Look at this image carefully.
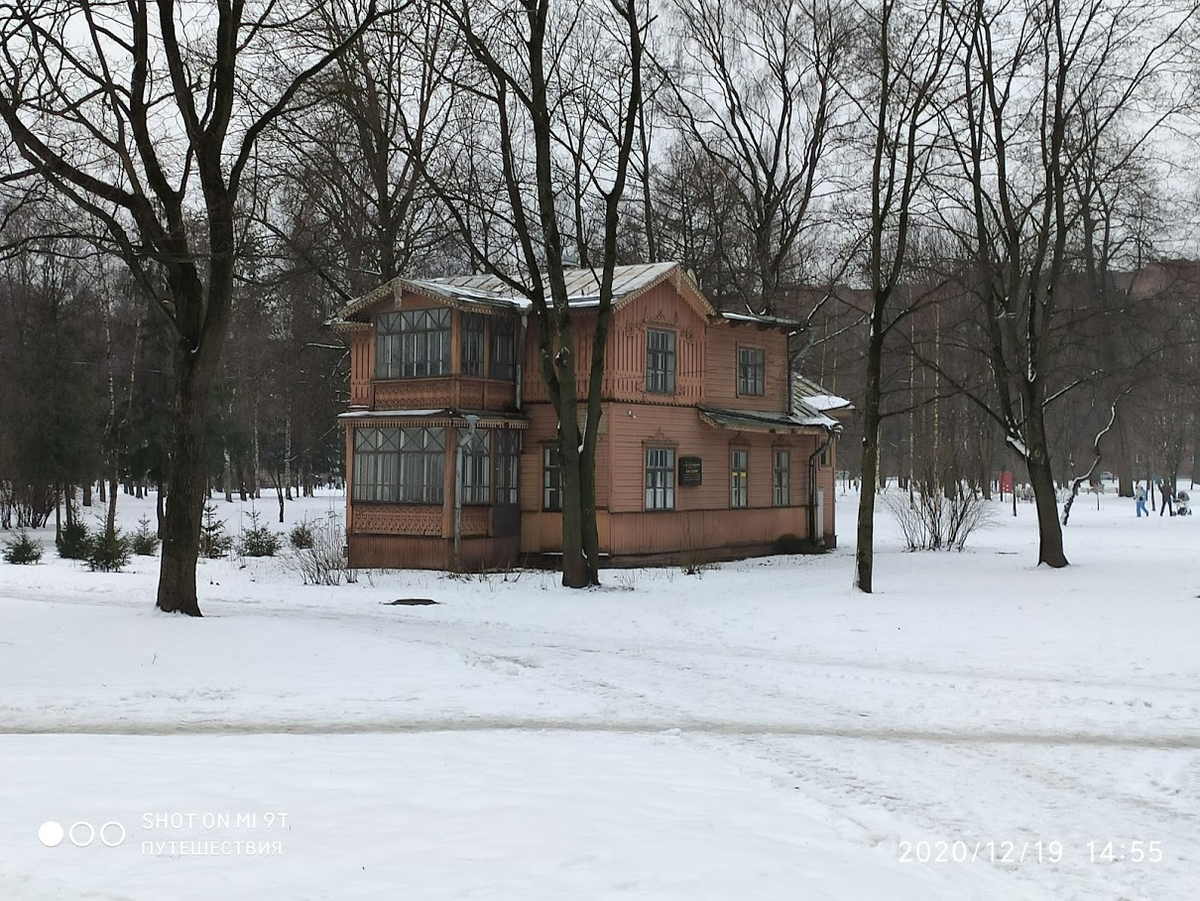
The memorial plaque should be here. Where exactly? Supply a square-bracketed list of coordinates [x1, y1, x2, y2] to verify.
[679, 456, 702, 486]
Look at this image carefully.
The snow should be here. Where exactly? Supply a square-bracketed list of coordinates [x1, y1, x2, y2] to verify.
[2, 487, 1199, 900]
[801, 393, 852, 412]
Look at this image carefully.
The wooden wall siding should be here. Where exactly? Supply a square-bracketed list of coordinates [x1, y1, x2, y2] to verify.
[606, 403, 819, 515]
[519, 283, 708, 405]
[348, 534, 520, 570]
[462, 506, 490, 537]
[352, 504, 442, 536]
[605, 507, 806, 556]
[517, 402, 612, 513]
[822, 441, 837, 542]
[350, 331, 372, 407]
[703, 325, 791, 413]
[601, 284, 707, 403]
[372, 377, 516, 412]
[520, 510, 611, 554]
[455, 378, 516, 411]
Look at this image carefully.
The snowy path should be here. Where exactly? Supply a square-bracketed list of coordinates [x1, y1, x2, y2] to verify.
[2, 490, 1199, 899]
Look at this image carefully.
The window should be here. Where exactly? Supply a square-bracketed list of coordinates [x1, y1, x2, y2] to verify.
[353, 428, 401, 502]
[542, 446, 561, 511]
[494, 430, 520, 505]
[731, 448, 748, 508]
[490, 315, 516, 380]
[353, 426, 445, 503]
[461, 429, 490, 504]
[645, 329, 676, 394]
[461, 312, 485, 377]
[376, 308, 451, 378]
[398, 427, 446, 503]
[645, 447, 675, 510]
[773, 450, 790, 506]
[737, 347, 765, 396]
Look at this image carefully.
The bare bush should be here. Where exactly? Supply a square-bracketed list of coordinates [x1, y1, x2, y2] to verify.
[883, 485, 994, 552]
[285, 516, 356, 586]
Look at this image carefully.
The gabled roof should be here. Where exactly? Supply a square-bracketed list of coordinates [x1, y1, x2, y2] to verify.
[337, 409, 527, 428]
[331, 262, 716, 324]
[716, 310, 805, 330]
[792, 374, 853, 417]
[699, 406, 835, 435]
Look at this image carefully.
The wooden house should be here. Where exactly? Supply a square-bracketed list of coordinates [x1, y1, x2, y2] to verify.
[328, 263, 844, 570]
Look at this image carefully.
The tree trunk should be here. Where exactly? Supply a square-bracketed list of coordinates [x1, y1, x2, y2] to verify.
[284, 414, 293, 501]
[557, 411, 589, 589]
[1115, 409, 1133, 497]
[155, 354, 215, 617]
[854, 326, 884, 593]
[156, 481, 165, 537]
[1023, 405, 1068, 568]
[223, 446, 233, 503]
[106, 473, 118, 538]
[83, 482, 93, 507]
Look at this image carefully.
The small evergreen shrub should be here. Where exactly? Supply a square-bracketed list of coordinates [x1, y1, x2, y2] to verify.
[238, 510, 282, 557]
[199, 502, 233, 558]
[57, 519, 92, 560]
[3, 530, 43, 564]
[87, 529, 132, 573]
[288, 519, 315, 550]
[130, 516, 160, 556]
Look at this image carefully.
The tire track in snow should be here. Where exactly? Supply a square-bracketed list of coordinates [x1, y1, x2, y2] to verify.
[1, 718, 1198, 745]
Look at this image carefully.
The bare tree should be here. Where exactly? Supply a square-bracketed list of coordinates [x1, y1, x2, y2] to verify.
[425, 0, 648, 587]
[0, 0, 380, 615]
[851, 0, 953, 593]
[941, 0, 1195, 567]
[664, 0, 852, 313]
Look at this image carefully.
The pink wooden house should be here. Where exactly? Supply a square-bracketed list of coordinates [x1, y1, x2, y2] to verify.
[329, 262, 844, 570]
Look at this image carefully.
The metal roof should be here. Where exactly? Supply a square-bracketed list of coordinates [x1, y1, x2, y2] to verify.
[699, 406, 836, 434]
[792, 374, 854, 415]
[333, 262, 715, 322]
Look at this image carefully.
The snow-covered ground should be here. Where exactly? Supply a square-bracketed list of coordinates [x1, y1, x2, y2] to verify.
[1, 486, 1197, 900]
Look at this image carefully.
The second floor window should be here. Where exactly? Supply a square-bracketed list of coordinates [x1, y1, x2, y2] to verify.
[645, 447, 675, 510]
[376, 308, 451, 378]
[731, 448, 748, 508]
[542, 445, 561, 511]
[461, 429, 490, 504]
[738, 347, 765, 396]
[773, 450, 790, 506]
[490, 315, 516, 380]
[461, 312, 485, 377]
[646, 328, 676, 394]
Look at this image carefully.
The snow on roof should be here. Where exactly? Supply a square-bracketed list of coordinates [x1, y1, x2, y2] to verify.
[337, 409, 447, 419]
[792, 374, 853, 414]
[699, 406, 836, 434]
[717, 310, 804, 330]
[337, 409, 528, 426]
[333, 262, 707, 322]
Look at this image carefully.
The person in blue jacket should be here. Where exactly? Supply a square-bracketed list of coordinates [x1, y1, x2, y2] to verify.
[1135, 483, 1148, 517]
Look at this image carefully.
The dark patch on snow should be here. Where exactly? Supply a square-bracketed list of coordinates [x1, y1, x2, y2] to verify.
[383, 598, 439, 606]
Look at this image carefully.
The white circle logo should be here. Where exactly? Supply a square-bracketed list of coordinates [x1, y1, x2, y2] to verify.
[69, 821, 95, 847]
[38, 822, 65, 847]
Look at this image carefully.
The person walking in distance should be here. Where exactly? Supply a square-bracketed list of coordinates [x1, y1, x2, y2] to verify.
[1135, 483, 1149, 517]
[1159, 478, 1175, 516]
